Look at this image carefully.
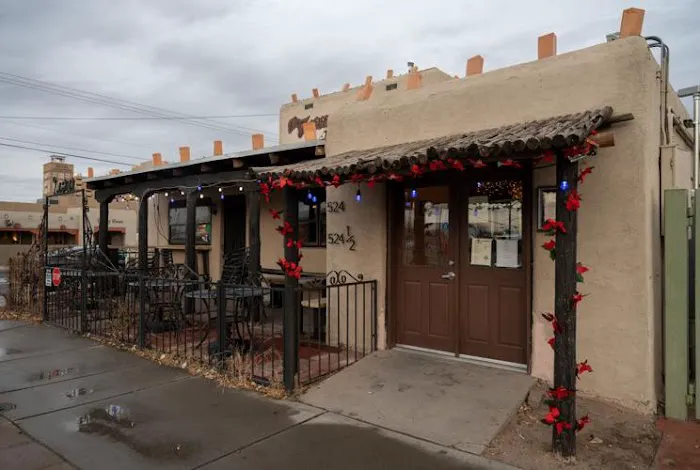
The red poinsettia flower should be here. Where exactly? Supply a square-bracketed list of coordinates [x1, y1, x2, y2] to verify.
[269, 209, 283, 220]
[566, 190, 581, 212]
[367, 177, 376, 189]
[277, 257, 290, 270]
[576, 262, 589, 283]
[468, 158, 488, 169]
[294, 182, 306, 190]
[535, 150, 555, 165]
[548, 386, 570, 401]
[541, 313, 563, 334]
[277, 176, 291, 188]
[331, 174, 341, 188]
[578, 166, 595, 183]
[448, 158, 465, 171]
[259, 182, 272, 203]
[542, 218, 567, 234]
[542, 406, 561, 424]
[555, 421, 573, 435]
[498, 159, 523, 169]
[411, 164, 424, 177]
[572, 292, 587, 307]
[576, 415, 590, 432]
[276, 221, 293, 236]
[429, 160, 447, 172]
[547, 337, 555, 349]
[542, 239, 556, 251]
[314, 176, 325, 187]
[576, 360, 593, 377]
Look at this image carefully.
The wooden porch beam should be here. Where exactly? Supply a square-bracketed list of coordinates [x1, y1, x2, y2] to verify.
[184, 190, 198, 275]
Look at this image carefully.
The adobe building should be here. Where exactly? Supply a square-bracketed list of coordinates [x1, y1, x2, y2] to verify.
[86, 8, 694, 413]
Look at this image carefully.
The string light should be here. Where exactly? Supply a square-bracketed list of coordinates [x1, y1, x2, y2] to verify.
[197, 185, 202, 191]
[180, 190, 185, 196]
[410, 188, 418, 198]
[355, 187, 362, 202]
[170, 198, 174, 203]
[164, 192, 169, 197]
[307, 190, 313, 200]
[218, 187, 222, 192]
[220, 194, 225, 200]
[239, 186, 243, 192]
[199, 193, 204, 199]
[559, 180, 569, 191]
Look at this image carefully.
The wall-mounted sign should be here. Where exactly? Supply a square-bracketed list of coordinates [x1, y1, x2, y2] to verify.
[287, 115, 328, 139]
[53, 178, 76, 196]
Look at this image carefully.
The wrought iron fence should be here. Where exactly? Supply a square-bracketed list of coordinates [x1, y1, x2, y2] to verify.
[18, 265, 377, 391]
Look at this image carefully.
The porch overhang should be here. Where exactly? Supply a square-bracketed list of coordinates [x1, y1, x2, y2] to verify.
[252, 107, 616, 184]
[86, 140, 325, 202]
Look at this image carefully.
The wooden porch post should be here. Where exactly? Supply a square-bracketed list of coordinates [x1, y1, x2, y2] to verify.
[247, 189, 261, 280]
[99, 199, 109, 258]
[553, 151, 578, 456]
[138, 195, 149, 273]
[185, 190, 198, 275]
[137, 193, 149, 348]
[283, 186, 300, 392]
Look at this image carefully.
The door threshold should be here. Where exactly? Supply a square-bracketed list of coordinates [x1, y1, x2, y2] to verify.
[395, 344, 528, 374]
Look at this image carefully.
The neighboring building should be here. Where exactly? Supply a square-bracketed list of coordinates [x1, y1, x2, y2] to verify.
[86, 8, 695, 414]
[42, 155, 74, 197]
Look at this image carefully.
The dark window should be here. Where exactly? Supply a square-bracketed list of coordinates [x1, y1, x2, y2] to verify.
[298, 188, 326, 247]
[168, 199, 212, 245]
[385, 83, 398, 91]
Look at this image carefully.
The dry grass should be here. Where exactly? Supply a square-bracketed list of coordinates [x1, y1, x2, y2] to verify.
[0, 308, 43, 324]
[88, 319, 289, 401]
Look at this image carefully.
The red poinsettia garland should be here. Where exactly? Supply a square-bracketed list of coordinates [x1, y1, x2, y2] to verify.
[540, 156, 597, 435]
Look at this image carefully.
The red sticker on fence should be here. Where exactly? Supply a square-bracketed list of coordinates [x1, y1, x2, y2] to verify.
[52, 267, 61, 287]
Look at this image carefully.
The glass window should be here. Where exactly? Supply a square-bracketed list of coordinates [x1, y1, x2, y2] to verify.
[298, 188, 326, 247]
[468, 180, 522, 268]
[168, 199, 212, 245]
[403, 186, 450, 266]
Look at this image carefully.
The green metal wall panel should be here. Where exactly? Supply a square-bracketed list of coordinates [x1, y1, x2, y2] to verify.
[664, 189, 689, 420]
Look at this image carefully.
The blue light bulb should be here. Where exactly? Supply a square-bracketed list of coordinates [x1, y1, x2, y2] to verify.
[312, 195, 318, 203]
[356, 189, 362, 202]
[410, 189, 418, 198]
[197, 185, 202, 191]
[307, 191, 313, 200]
[220, 194, 225, 200]
[559, 180, 569, 191]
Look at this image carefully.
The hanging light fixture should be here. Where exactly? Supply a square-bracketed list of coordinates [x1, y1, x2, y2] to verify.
[355, 187, 362, 202]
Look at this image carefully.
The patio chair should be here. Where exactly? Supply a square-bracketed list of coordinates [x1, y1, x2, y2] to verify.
[300, 276, 327, 342]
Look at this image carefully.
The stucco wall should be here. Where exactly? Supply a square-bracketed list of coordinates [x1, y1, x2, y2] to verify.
[323, 36, 664, 412]
[279, 68, 454, 145]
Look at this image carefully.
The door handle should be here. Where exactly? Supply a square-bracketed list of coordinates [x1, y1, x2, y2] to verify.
[441, 272, 456, 280]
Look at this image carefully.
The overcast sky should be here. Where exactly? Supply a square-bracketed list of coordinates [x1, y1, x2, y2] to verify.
[0, 0, 697, 202]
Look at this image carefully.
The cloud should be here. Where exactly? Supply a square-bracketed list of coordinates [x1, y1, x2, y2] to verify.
[0, 0, 697, 201]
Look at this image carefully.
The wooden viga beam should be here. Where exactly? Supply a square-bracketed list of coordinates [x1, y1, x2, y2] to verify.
[589, 130, 614, 148]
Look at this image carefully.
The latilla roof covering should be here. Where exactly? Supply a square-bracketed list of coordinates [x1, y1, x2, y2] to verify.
[254, 106, 613, 181]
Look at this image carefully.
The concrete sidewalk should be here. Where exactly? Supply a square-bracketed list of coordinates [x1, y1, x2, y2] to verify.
[0, 320, 518, 470]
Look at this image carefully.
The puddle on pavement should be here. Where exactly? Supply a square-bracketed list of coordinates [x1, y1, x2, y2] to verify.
[77, 405, 198, 460]
[30, 367, 77, 381]
[0, 347, 21, 357]
[65, 388, 93, 399]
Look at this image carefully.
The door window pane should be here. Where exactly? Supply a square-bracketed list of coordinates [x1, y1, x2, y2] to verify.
[403, 186, 449, 266]
[468, 180, 522, 268]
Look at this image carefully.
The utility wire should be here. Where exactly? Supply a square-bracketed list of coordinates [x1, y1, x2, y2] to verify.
[0, 142, 134, 166]
[0, 114, 278, 120]
[0, 72, 279, 137]
[0, 136, 146, 161]
[1, 119, 160, 150]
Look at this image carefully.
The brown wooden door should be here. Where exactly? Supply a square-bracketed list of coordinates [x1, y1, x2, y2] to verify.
[458, 173, 528, 364]
[395, 185, 456, 352]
